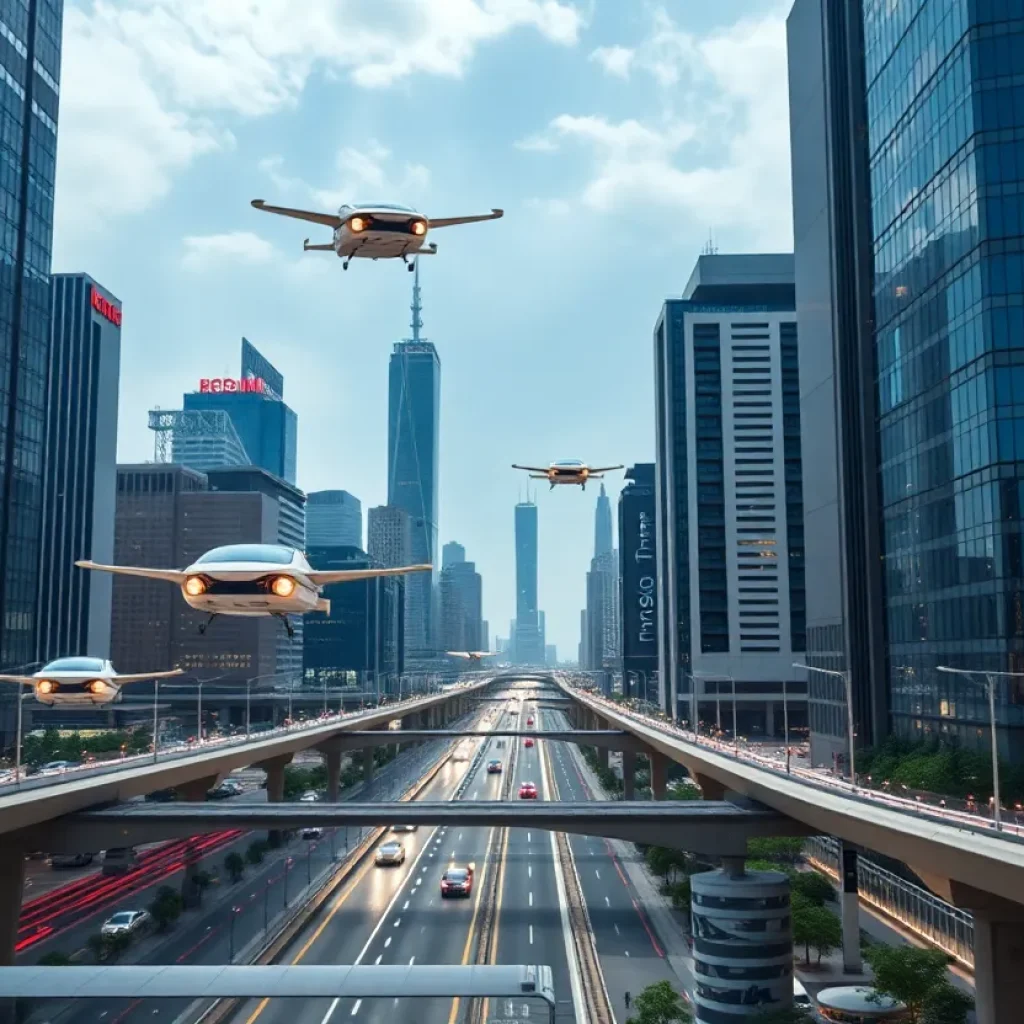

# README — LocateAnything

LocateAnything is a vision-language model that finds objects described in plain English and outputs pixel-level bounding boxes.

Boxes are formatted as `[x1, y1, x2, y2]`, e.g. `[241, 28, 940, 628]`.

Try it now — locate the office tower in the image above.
[442, 541, 466, 569]
[481, 620, 489, 652]
[653, 255, 807, 736]
[539, 610, 546, 653]
[595, 483, 613, 557]
[545, 644, 557, 667]
[388, 264, 440, 656]
[0, 0, 64, 742]
[204, 467, 306, 682]
[585, 552, 619, 672]
[182, 341, 297, 484]
[150, 408, 249, 469]
[514, 500, 543, 664]
[303, 545, 404, 691]
[368, 505, 412, 568]
[307, 490, 362, 548]
[578, 609, 588, 668]
[36, 275, 122, 664]
[619, 464, 657, 701]
[440, 559, 483, 652]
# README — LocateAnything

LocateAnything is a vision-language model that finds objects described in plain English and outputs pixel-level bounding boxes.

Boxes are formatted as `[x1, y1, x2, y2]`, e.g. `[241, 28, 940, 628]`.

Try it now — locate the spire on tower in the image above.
[410, 260, 424, 343]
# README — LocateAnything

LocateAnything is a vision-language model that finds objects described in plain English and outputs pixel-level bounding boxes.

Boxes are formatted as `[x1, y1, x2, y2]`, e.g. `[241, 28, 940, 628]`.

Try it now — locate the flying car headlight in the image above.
[87, 680, 108, 695]
[36, 679, 57, 695]
[270, 576, 296, 598]
[349, 216, 367, 232]
[184, 576, 207, 597]
[410, 220, 427, 236]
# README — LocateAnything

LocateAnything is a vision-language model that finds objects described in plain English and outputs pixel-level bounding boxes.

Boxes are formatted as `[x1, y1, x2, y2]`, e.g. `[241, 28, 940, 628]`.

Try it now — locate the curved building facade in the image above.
[691, 867, 793, 1022]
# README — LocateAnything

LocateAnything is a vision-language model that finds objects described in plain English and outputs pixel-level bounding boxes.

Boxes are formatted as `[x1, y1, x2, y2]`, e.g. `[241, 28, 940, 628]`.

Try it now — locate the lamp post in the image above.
[782, 676, 790, 774]
[794, 662, 855, 788]
[937, 665, 1024, 831]
[153, 679, 161, 763]
[690, 672, 736, 748]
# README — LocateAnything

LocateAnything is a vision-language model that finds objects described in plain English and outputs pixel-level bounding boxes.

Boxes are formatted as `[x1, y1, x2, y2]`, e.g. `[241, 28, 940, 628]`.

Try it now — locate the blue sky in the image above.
[53, 0, 794, 659]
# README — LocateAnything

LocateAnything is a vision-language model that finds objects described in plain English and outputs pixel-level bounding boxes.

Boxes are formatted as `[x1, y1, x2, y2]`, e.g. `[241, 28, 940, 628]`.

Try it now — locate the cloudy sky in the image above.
[53, 0, 795, 659]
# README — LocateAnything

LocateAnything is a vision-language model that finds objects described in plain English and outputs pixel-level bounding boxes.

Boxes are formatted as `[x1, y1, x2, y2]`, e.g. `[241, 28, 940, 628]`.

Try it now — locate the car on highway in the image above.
[375, 841, 406, 866]
[440, 864, 474, 898]
[101, 847, 139, 876]
[486, 759, 502, 774]
[527, 716, 534, 726]
[101, 909, 151, 937]
[391, 824, 418, 832]
[301, 826, 323, 840]
[299, 790, 319, 803]
[518, 781, 538, 799]
[524, 737, 534, 748]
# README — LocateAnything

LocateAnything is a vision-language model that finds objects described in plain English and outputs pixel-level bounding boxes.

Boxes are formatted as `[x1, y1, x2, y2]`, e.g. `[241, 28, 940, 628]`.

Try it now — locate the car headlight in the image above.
[87, 680, 109, 694]
[184, 576, 207, 597]
[410, 220, 427, 236]
[349, 216, 367, 232]
[270, 576, 296, 598]
[36, 679, 57, 695]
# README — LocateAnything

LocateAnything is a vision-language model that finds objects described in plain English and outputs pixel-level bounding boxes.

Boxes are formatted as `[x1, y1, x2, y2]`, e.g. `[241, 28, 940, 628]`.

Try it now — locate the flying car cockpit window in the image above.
[45, 657, 105, 672]
[554, 459, 584, 467]
[196, 544, 294, 565]
[357, 203, 414, 212]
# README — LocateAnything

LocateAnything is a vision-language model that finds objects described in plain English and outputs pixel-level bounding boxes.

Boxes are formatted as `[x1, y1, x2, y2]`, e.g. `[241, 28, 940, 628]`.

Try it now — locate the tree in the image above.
[224, 852, 245, 883]
[790, 897, 841, 965]
[790, 871, 835, 906]
[747, 837, 805, 863]
[626, 981, 692, 1024]
[149, 886, 183, 931]
[921, 983, 973, 1024]
[246, 840, 268, 866]
[36, 951, 72, 966]
[864, 945, 952, 1023]
[752, 1008, 817, 1024]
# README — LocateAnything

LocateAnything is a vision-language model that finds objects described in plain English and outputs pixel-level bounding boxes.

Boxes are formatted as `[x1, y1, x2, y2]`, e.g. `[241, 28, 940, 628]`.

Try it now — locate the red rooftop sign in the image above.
[90, 286, 122, 327]
[199, 377, 266, 394]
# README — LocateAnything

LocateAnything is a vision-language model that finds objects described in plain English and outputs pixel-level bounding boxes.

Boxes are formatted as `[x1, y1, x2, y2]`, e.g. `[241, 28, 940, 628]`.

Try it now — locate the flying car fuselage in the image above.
[332, 204, 431, 260]
[7, 658, 184, 707]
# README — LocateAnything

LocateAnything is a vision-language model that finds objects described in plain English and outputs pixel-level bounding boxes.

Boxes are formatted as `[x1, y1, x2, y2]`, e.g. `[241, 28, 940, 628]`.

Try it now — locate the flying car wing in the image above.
[428, 209, 503, 229]
[303, 239, 335, 251]
[75, 560, 188, 584]
[0, 675, 33, 685]
[512, 465, 550, 474]
[113, 669, 186, 685]
[251, 200, 342, 229]
[307, 564, 433, 586]
[588, 465, 625, 474]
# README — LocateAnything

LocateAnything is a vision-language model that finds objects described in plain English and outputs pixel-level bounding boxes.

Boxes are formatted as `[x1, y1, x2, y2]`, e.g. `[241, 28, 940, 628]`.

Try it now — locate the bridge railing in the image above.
[805, 836, 975, 969]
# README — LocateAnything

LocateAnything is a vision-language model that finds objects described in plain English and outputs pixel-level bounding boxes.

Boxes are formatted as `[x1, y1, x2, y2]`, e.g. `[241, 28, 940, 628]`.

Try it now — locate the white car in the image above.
[391, 824, 418, 833]
[301, 827, 323, 840]
[101, 910, 151, 937]
[299, 791, 319, 803]
[375, 841, 406, 866]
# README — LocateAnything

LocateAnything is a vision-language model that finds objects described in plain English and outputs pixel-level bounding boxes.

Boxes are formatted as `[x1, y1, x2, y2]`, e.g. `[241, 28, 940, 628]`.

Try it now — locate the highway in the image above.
[230, 696, 582, 1024]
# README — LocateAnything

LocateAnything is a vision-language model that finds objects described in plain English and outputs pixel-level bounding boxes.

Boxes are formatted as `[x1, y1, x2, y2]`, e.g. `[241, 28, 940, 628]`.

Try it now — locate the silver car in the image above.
[375, 841, 406, 866]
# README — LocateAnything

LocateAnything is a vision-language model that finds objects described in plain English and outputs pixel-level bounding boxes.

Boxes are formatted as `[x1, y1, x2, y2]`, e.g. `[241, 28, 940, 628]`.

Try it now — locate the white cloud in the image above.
[521, 5, 794, 248]
[181, 231, 276, 269]
[524, 197, 571, 216]
[589, 44, 634, 78]
[514, 133, 559, 153]
[56, 0, 584, 239]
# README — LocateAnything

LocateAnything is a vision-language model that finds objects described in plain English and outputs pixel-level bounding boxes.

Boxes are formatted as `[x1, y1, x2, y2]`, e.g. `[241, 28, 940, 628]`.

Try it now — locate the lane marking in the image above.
[318, 1000, 340, 1024]
[394, 918, 401, 927]
[605, 896, 611, 906]
[528, 892, 533, 907]
[528, 865, 532, 878]
[529, 925, 534, 945]
[409, 956, 416, 965]
[595, 870, 601, 880]
[373, 955, 382, 966]
[349, 1000, 361, 1016]
[403, 901, 409, 910]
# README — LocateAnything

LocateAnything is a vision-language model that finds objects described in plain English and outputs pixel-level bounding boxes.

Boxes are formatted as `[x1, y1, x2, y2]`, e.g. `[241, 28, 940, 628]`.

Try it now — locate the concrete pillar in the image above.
[325, 748, 342, 803]
[764, 702, 776, 738]
[649, 749, 668, 800]
[974, 908, 1024, 1024]
[597, 746, 610, 771]
[621, 749, 636, 801]
[258, 754, 292, 848]
[175, 775, 219, 801]
[691, 771, 727, 800]
[837, 843, 863, 973]
[0, 845, 25, 965]
[363, 747, 375, 785]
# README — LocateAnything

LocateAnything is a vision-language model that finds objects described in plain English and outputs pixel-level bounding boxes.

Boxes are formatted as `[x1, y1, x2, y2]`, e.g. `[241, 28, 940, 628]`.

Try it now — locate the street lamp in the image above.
[8, 661, 44, 784]
[794, 662, 855, 788]
[690, 672, 736, 749]
[937, 665, 1024, 831]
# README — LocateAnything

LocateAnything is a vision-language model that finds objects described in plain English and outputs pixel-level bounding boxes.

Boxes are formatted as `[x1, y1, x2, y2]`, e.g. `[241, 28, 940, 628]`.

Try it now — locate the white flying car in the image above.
[447, 652, 495, 661]
[77, 543, 432, 637]
[512, 460, 625, 490]
[251, 200, 503, 271]
[0, 658, 184, 707]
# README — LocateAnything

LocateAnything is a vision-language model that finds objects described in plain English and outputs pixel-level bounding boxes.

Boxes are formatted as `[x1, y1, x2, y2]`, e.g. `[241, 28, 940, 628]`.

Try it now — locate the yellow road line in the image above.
[447, 825, 495, 1024]
[480, 825, 511, 1020]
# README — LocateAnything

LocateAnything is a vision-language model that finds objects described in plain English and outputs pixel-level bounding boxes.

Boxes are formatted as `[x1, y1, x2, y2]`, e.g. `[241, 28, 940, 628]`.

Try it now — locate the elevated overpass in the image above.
[322, 729, 644, 752]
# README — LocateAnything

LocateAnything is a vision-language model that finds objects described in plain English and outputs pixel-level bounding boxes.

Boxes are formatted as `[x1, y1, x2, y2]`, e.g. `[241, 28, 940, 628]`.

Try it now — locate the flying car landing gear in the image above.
[198, 613, 218, 635]
[342, 259, 350, 270]
[273, 613, 296, 639]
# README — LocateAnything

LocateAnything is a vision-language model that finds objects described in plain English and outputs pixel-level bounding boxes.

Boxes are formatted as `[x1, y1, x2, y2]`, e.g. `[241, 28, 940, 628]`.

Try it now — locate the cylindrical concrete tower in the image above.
[691, 864, 793, 1022]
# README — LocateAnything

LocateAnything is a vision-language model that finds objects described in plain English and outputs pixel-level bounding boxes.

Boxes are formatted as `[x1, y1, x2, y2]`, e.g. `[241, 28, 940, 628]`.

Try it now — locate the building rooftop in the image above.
[682, 253, 795, 306]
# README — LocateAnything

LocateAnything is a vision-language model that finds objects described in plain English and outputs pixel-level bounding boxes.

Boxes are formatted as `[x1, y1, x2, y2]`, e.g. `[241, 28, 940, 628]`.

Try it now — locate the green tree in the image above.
[790, 871, 835, 906]
[921, 983, 973, 1024]
[791, 896, 842, 965]
[626, 980, 692, 1024]
[752, 1008, 817, 1024]
[36, 951, 72, 966]
[224, 852, 245, 883]
[149, 886, 183, 931]
[246, 840, 268, 866]
[864, 945, 952, 1024]
[668, 878, 691, 914]
[747, 837, 805, 863]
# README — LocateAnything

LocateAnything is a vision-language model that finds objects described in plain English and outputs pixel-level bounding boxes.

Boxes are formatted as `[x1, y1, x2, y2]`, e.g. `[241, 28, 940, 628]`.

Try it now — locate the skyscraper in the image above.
[37, 275, 122, 663]
[653, 254, 807, 735]
[0, 0, 64, 735]
[619, 464, 657, 701]
[440, 559, 483, 653]
[514, 500, 543, 664]
[307, 490, 362, 548]
[595, 483, 613, 557]
[387, 265, 440, 656]
[442, 541, 466, 569]
[368, 505, 412, 569]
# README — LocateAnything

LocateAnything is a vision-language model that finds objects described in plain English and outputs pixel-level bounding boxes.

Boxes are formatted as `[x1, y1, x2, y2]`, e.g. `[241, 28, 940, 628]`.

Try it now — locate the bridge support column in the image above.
[325, 749, 342, 803]
[648, 750, 668, 800]
[257, 754, 293, 849]
[691, 772, 727, 800]
[621, 750, 636, 801]
[597, 746, 609, 771]
[363, 747, 375, 785]
[175, 775, 219, 801]
[0, 845, 25, 966]
[837, 843, 863, 974]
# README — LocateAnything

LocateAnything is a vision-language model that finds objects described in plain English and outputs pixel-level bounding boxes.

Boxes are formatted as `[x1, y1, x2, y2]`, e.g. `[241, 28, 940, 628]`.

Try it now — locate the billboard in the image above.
[241, 337, 284, 399]
[620, 483, 658, 674]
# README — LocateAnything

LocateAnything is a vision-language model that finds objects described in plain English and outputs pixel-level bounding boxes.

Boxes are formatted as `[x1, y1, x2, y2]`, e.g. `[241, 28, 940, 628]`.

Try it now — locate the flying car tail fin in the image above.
[303, 239, 335, 252]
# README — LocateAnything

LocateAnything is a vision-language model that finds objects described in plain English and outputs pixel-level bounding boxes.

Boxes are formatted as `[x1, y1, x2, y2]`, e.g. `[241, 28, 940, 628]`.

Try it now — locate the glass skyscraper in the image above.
[306, 490, 362, 548]
[0, 0, 63, 743]
[514, 500, 542, 664]
[387, 276, 440, 657]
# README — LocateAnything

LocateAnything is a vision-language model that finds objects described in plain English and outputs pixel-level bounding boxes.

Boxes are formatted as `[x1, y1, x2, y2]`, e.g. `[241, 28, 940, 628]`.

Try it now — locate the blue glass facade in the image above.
[0, 0, 62, 744]
[866, 0, 1024, 753]
[183, 391, 297, 485]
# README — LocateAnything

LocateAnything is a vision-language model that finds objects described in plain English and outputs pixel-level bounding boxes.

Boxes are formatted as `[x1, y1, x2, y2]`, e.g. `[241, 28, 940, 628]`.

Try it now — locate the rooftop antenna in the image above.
[701, 228, 718, 256]
[410, 260, 424, 343]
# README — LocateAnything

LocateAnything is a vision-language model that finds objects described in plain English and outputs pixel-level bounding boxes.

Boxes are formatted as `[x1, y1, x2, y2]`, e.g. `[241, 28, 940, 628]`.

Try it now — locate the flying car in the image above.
[0, 658, 184, 707]
[76, 543, 432, 637]
[251, 200, 504, 271]
[447, 651, 495, 661]
[512, 460, 624, 490]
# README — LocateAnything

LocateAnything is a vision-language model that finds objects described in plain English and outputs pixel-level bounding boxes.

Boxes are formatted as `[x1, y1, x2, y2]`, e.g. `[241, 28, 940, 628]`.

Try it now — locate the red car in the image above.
[440, 864, 474, 898]
[519, 781, 538, 799]
[527, 716, 534, 726]
[524, 737, 535, 748]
